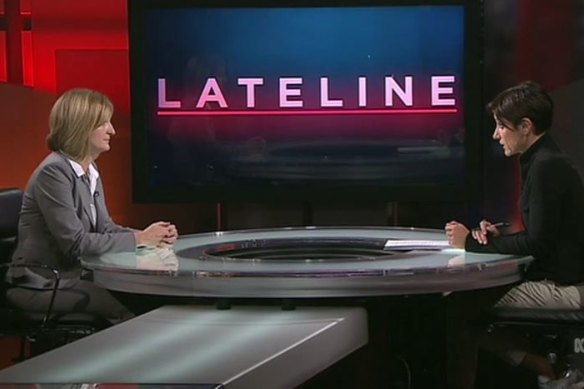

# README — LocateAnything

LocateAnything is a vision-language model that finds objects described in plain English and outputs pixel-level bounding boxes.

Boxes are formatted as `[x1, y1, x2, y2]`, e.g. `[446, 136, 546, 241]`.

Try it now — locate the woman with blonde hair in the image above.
[6, 88, 178, 323]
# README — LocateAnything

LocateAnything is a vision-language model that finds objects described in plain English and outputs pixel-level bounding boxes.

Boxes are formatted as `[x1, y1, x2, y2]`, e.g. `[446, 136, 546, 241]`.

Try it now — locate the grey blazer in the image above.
[9, 152, 135, 288]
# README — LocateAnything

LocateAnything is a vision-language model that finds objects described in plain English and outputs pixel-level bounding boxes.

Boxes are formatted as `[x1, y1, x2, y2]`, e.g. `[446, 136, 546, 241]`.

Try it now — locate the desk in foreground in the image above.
[0, 305, 368, 388]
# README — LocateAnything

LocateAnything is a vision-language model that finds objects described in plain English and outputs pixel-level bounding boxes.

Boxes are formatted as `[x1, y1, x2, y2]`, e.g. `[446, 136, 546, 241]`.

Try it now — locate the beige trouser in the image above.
[496, 280, 581, 309]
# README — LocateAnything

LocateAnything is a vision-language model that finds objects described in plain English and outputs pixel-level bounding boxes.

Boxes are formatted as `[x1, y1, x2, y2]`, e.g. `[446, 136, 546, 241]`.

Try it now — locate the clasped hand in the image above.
[444, 219, 503, 248]
[137, 221, 179, 248]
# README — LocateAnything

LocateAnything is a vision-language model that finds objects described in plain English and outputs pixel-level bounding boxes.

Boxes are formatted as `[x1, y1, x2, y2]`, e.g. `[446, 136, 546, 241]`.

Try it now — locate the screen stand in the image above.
[302, 201, 313, 226]
[216, 202, 223, 230]
[387, 202, 399, 226]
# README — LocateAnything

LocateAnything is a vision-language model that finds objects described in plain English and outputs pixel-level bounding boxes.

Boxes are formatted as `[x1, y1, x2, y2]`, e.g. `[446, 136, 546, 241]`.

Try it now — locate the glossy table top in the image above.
[82, 226, 532, 298]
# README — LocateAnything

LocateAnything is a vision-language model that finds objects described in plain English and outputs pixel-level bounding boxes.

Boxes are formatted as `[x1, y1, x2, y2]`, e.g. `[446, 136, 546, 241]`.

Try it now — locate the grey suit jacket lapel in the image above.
[94, 179, 107, 232]
[76, 175, 95, 230]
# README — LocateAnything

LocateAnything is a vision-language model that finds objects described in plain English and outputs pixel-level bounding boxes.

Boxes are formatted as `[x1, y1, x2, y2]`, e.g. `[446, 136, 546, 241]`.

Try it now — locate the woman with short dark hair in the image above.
[445, 81, 584, 388]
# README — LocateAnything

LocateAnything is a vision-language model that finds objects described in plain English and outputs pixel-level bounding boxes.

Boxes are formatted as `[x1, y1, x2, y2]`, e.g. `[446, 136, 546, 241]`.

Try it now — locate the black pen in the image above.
[472, 221, 510, 232]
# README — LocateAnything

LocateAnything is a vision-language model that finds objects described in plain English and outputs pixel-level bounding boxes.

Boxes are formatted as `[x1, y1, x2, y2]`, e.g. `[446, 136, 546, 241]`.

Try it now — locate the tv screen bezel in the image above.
[129, 0, 483, 203]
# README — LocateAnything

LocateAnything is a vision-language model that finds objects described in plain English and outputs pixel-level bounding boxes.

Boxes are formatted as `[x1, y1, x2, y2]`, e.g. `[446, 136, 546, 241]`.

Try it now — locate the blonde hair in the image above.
[47, 89, 113, 160]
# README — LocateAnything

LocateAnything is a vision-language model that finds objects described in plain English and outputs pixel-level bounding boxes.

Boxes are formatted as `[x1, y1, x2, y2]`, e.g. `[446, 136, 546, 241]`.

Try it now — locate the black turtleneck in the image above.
[465, 134, 584, 285]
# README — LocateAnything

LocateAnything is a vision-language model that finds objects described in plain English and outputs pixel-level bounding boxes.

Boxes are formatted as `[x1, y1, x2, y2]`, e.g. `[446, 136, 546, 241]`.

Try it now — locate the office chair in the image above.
[0, 188, 21, 263]
[0, 187, 107, 361]
[489, 306, 584, 373]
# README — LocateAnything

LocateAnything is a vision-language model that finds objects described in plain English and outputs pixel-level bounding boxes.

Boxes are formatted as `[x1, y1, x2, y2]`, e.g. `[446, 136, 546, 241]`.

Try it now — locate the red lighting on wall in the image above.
[0, 0, 32, 85]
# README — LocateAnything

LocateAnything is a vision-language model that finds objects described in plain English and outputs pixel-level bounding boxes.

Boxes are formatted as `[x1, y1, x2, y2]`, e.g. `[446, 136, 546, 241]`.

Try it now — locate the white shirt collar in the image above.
[67, 158, 100, 195]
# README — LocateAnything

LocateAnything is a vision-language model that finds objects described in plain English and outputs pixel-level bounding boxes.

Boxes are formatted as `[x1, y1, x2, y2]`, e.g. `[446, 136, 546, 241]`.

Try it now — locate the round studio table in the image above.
[81, 226, 533, 298]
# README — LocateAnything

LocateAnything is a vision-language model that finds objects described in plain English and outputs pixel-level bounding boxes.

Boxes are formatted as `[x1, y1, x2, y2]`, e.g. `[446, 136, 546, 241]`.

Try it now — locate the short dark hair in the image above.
[486, 81, 553, 135]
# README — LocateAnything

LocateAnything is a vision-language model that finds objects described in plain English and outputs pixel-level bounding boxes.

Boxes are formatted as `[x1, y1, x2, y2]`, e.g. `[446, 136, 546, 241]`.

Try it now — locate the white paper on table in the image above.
[384, 239, 451, 250]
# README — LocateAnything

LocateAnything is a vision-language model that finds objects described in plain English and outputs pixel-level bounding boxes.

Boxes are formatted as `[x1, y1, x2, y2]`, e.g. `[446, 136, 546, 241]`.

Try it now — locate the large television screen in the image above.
[129, 0, 482, 202]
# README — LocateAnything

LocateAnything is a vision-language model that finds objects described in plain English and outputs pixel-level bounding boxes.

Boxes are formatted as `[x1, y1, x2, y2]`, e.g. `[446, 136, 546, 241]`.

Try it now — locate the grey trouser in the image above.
[6, 279, 134, 324]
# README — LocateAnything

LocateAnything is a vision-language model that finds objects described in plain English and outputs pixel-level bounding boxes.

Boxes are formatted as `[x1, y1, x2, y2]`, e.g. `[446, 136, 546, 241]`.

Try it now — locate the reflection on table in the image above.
[82, 226, 533, 298]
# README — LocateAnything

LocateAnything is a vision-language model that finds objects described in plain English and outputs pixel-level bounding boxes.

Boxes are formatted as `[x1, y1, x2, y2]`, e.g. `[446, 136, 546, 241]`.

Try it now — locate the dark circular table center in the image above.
[181, 237, 397, 262]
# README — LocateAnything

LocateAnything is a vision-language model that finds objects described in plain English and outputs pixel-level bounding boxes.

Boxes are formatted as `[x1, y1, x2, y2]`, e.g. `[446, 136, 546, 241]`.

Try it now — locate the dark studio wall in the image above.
[0, 0, 583, 234]
[482, 0, 584, 229]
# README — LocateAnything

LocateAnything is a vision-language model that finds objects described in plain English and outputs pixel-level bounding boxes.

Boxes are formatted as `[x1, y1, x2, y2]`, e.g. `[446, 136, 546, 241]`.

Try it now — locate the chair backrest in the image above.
[0, 187, 23, 237]
[0, 188, 23, 334]
[0, 187, 23, 265]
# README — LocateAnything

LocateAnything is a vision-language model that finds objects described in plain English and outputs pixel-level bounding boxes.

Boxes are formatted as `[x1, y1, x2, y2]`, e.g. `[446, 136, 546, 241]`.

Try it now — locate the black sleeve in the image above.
[465, 158, 567, 256]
